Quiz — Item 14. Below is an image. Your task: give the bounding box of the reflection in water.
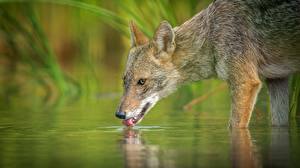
[230,128,290,168]
[121,129,160,168]
[267,128,290,168]
[230,129,261,168]
[120,128,292,168]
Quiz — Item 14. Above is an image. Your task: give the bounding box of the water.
[0,99,299,168]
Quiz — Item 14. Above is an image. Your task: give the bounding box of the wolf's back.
[240,0,300,71]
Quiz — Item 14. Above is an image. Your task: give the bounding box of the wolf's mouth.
[122,102,151,127]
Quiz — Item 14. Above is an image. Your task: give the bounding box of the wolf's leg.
[228,63,262,128]
[266,77,289,126]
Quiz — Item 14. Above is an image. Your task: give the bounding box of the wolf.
[115,0,300,128]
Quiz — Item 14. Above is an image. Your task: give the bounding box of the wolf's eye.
[137,79,146,86]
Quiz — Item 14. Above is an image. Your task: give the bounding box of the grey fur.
[266,78,290,126]
[174,0,300,81]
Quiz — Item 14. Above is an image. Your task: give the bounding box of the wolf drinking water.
[116,0,300,128]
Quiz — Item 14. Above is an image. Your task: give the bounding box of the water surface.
[0,100,299,168]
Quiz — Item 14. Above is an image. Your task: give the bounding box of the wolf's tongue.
[122,118,135,127]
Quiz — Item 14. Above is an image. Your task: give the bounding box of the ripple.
[97,125,170,132]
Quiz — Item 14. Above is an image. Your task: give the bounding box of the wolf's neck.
[173,6,216,83]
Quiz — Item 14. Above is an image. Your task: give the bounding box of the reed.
[290,75,300,118]
[0,4,70,97]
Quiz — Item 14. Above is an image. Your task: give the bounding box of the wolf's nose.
[115,111,126,119]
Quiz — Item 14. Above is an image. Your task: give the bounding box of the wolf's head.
[116,21,181,126]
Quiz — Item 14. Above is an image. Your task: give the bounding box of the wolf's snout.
[115,111,126,119]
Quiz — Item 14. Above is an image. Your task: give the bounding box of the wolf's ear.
[154,21,175,54]
[129,21,149,47]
